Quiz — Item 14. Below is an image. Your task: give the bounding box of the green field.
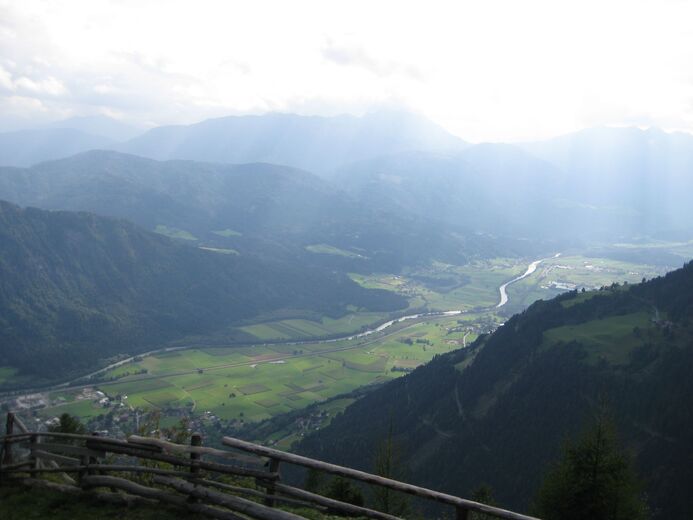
[505,255,669,314]
[49,315,470,423]
[542,311,653,365]
[26,249,685,430]
[239,312,390,341]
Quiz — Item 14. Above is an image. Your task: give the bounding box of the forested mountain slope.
[296,262,693,518]
[0,151,510,272]
[0,201,405,382]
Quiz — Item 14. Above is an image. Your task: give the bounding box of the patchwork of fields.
[36,316,478,423]
[26,248,684,430]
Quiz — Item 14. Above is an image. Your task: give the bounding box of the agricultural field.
[504,254,670,314]
[541,311,654,365]
[239,312,390,341]
[34,314,478,425]
[23,248,687,435]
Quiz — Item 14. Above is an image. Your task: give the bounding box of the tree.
[48,413,86,434]
[532,412,647,520]
[324,477,364,506]
[373,420,410,516]
[469,484,497,520]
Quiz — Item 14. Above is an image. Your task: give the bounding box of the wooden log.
[82,475,244,520]
[197,478,319,510]
[88,441,278,480]
[36,443,105,459]
[127,435,261,466]
[12,414,30,434]
[2,412,14,465]
[2,464,191,477]
[263,458,281,507]
[190,432,202,478]
[34,449,80,466]
[272,482,401,520]
[223,436,539,520]
[0,433,33,443]
[87,436,162,453]
[44,459,77,485]
[30,433,39,472]
[0,461,32,471]
[88,432,100,477]
[11,476,158,507]
[154,476,305,520]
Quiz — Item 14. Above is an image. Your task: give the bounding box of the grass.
[239,313,389,341]
[0,483,208,520]
[542,311,652,365]
[305,244,366,258]
[154,225,197,241]
[76,315,465,422]
[505,255,668,314]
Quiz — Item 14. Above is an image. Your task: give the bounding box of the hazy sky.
[1,0,692,141]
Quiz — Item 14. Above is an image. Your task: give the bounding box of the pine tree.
[373,420,410,516]
[533,412,648,520]
[48,413,86,434]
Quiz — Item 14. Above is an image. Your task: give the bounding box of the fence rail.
[0,412,540,520]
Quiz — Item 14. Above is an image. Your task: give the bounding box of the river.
[496,253,561,308]
[0,255,555,398]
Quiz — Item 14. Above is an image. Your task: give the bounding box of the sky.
[1,0,692,142]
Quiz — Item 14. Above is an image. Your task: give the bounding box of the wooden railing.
[0,412,540,520]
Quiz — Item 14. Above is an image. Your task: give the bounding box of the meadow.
[37,315,476,423]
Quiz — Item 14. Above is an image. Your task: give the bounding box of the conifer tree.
[533,412,648,520]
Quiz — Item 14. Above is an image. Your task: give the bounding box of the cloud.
[0,0,692,141]
[322,40,423,80]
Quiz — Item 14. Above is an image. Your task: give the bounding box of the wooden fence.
[1,412,540,520]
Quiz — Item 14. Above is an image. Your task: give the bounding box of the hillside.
[0,150,509,272]
[334,130,693,241]
[295,261,693,518]
[0,201,405,383]
[118,110,467,174]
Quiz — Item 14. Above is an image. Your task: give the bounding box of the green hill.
[0,201,405,384]
[296,261,693,518]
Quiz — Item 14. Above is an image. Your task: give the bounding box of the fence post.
[3,412,14,466]
[190,432,202,477]
[189,432,202,502]
[456,506,470,520]
[89,432,100,476]
[30,433,40,473]
[264,457,281,507]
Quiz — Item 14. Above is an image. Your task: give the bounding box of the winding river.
[496,253,561,308]
[0,255,556,397]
